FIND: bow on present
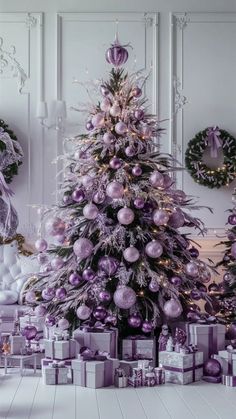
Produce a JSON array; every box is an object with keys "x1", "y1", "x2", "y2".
[{"x1": 205, "y1": 126, "x2": 222, "y2": 158}]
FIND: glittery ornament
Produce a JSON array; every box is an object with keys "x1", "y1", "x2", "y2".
[
  {"x1": 153, "y1": 209, "x2": 169, "y2": 226},
  {"x1": 115, "y1": 121, "x2": 127, "y2": 135},
  {"x1": 125, "y1": 146, "x2": 136, "y2": 157},
  {"x1": 185, "y1": 262, "x2": 199, "y2": 277},
  {"x1": 35, "y1": 238, "x2": 48, "y2": 252},
  {"x1": 58, "y1": 318, "x2": 70, "y2": 330},
  {"x1": 123, "y1": 246, "x2": 140, "y2": 263},
  {"x1": 73, "y1": 238, "x2": 93, "y2": 259},
  {"x1": 113, "y1": 286, "x2": 137, "y2": 309},
  {"x1": 83, "y1": 203, "x2": 99, "y2": 220},
  {"x1": 103, "y1": 132, "x2": 115, "y2": 145},
  {"x1": 93, "y1": 191, "x2": 105, "y2": 204},
  {"x1": 134, "y1": 197, "x2": 145, "y2": 209},
  {"x1": 91, "y1": 113, "x2": 105, "y2": 128},
  {"x1": 106, "y1": 181, "x2": 124, "y2": 199},
  {"x1": 117, "y1": 207, "x2": 135, "y2": 225},
  {"x1": 204, "y1": 359, "x2": 222, "y2": 377},
  {"x1": 163, "y1": 298, "x2": 183, "y2": 318},
  {"x1": 149, "y1": 171, "x2": 164, "y2": 188},
  {"x1": 45, "y1": 217, "x2": 65, "y2": 236},
  {"x1": 145, "y1": 240, "x2": 163, "y2": 258},
  {"x1": 98, "y1": 256, "x2": 119, "y2": 275},
  {"x1": 76, "y1": 304, "x2": 92, "y2": 320}
]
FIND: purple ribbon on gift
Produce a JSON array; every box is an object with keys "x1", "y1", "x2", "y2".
[
  {"x1": 164, "y1": 353, "x2": 203, "y2": 382},
  {"x1": 205, "y1": 126, "x2": 222, "y2": 158}
]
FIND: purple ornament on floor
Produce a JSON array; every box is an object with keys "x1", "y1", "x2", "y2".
[
  {"x1": 134, "y1": 197, "x2": 145, "y2": 209},
  {"x1": 51, "y1": 256, "x2": 64, "y2": 270},
  {"x1": 113, "y1": 286, "x2": 137, "y2": 309},
  {"x1": 185, "y1": 262, "x2": 199, "y2": 277},
  {"x1": 35, "y1": 238, "x2": 48, "y2": 252},
  {"x1": 45, "y1": 314, "x2": 56, "y2": 327},
  {"x1": 58, "y1": 318, "x2": 70, "y2": 330},
  {"x1": 128, "y1": 313, "x2": 142, "y2": 328},
  {"x1": 115, "y1": 121, "x2": 127, "y2": 135},
  {"x1": 132, "y1": 165, "x2": 142, "y2": 176},
  {"x1": 99, "y1": 290, "x2": 112, "y2": 303},
  {"x1": 93, "y1": 191, "x2": 105, "y2": 204},
  {"x1": 117, "y1": 208, "x2": 134, "y2": 225},
  {"x1": 141, "y1": 320, "x2": 153, "y2": 333},
  {"x1": 98, "y1": 256, "x2": 119, "y2": 276},
  {"x1": 73, "y1": 238, "x2": 93, "y2": 259},
  {"x1": 228, "y1": 214, "x2": 236, "y2": 225},
  {"x1": 82, "y1": 268, "x2": 96, "y2": 282},
  {"x1": 148, "y1": 280, "x2": 160, "y2": 292},
  {"x1": 42, "y1": 287, "x2": 55, "y2": 301},
  {"x1": 123, "y1": 246, "x2": 140, "y2": 262},
  {"x1": 72, "y1": 188, "x2": 85, "y2": 203},
  {"x1": 69, "y1": 272, "x2": 82, "y2": 286},
  {"x1": 56, "y1": 287, "x2": 67, "y2": 300},
  {"x1": 109, "y1": 157, "x2": 123, "y2": 169},
  {"x1": 93, "y1": 306, "x2": 107, "y2": 321},
  {"x1": 145, "y1": 240, "x2": 163, "y2": 258},
  {"x1": 153, "y1": 209, "x2": 169, "y2": 226},
  {"x1": 76, "y1": 304, "x2": 91, "y2": 320},
  {"x1": 170, "y1": 276, "x2": 182, "y2": 286},
  {"x1": 106, "y1": 181, "x2": 124, "y2": 199},
  {"x1": 149, "y1": 171, "x2": 164, "y2": 188},
  {"x1": 163, "y1": 298, "x2": 183, "y2": 318},
  {"x1": 83, "y1": 203, "x2": 99, "y2": 220},
  {"x1": 204, "y1": 359, "x2": 222, "y2": 377},
  {"x1": 34, "y1": 305, "x2": 47, "y2": 317},
  {"x1": 22, "y1": 325, "x2": 37, "y2": 340}
]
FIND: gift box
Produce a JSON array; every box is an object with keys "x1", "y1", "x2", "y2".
[
  {"x1": 154, "y1": 367, "x2": 165, "y2": 384},
  {"x1": 44, "y1": 338, "x2": 77, "y2": 360},
  {"x1": 73, "y1": 326, "x2": 118, "y2": 358},
  {"x1": 216, "y1": 348, "x2": 236, "y2": 375},
  {"x1": 71, "y1": 356, "x2": 119, "y2": 388},
  {"x1": 10, "y1": 335, "x2": 26, "y2": 355},
  {"x1": 189, "y1": 324, "x2": 225, "y2": 362},
  {"x1": 222, "y1": 374, "x2": 236, "y2": 387},
  {"x1": 159, "y1": 351, "x2": 203, "y2": 385},
  {"x1": 122, "y1": 336, "x2": 156, "y2": 366},
  {"x1": 42, "y1": 362, "x2": 68, "y2": 385}
]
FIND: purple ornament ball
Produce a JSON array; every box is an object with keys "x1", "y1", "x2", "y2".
[
  {"x1": 204, "y1": 359, "x2": 222, "y2": 377},
  {"x1": 189, "y1": 247, "x2": 199, "y2": 258},
  {"x1": 37, "y1": 253, "x2": 48, "y2": 265},
  {"x1": 93, "y1": 306, "x2": 107, "y2": 321},
  {"x1": 117, "y1": 208, "x2": 135, "y2": 225},
  {"x1": 100, "y1": 85, "x2": 110, "y2": 97},
  {"x1": 125, "y1": 146, "x2": 136, "y2": 157},
  {"x1": 86, "y1": 120, "x2": 94, "y2": 131},
  {"x1": 98, "y1": 290, "x2": 112, "y2": 303},
  {"x1": 170, "y1": 276, "x2": 182, "y2": 286},
  {"x1": 34, "y1": 305, "x2": 47, "y2": 317},
  {"x1": 115, "y1": 121, "x2": 127, "y2": 135},
  {"x1": 110, "y1": 103, "x2": 121, "y2": 117},
  {"x1": 58, "y1": 318, "x2": 70, "y2": 330},
  {"x1": 81, "y1": 175, "x2": 94, "y2": 188},
  {"x1": 42, "y1": 287, "x2": 55, "y2": 301},
  {"x1": 226, "y1": 323, "x2": 236, "y2": 340},
  {"x1": 100, "y1": 97, "x2": 111, "y2": 112},
  {"x1": 231, "y1": 242, "x2": 236, "y2": 258},
  {"x1": 25, "y1": 290, "x2": 36, "y2": 303},
  {"x1": 153, "y1": 209, "x2": 169, "y2": 226},
  {"x1": 173, "y1": 190, "x2": 186, "y2": 203},
  {"x1": 35, "y1": 238, "x2": 48, "y2": 252},
  {"x1": 109, "y1": 157, "x2": 123, "y2": 170},
  {"x1": 98, "y1": 256, "x2": 119, "y2": 276},
  {"x1": 185, "y1": 262, "x2": 199, "y2": 278},
  {"x1": 134, "y1": 197, "x2": 145, "y2": 209},
  {"x1": 45, "y1": 314, "x2": 56, "y2": 328},
  {"x1": 163, "y1": 298, "x2": 183, "y2": 318},
  {"x1": 113, "y1": 286, "x2": 137, "y2": 309},
  {"x1": 91, "y1": 113, "x2": 105, "y2": 128},
  {"x1": 123, "y1": 246, "x2": 140, "y2": 263},
  {"x1": 149, "y1": 171, "x2": 164, "y2": 188},
  {"x1": 163, "y1": 174, "x2": 173, "y2": 189},
  {"x1": 190, "y1": 289, "x2": 202, "y2": 300},
  {"x1": 22, "y1": 325, "x2": 37, "y2": 340},
  {"x1": 106, "y1": 181, "x2": 124, "y2": 199},
  {"x1": 148, "y1": 280, "x2": 160, "y2": 292},
  {"x1": 82, "y1": 268, "x2": 96, "y2": 282},
  {"x1": 228, "y1": 214, "x2": 236, "y2": 225},
  {"x1": 103, "y1": 132, "x2": 115, "y2": 145},
  {"x1": 93, "y1": 191, "x2": 105, "y2": 204},
  {"x1": 56, "y1": 287, "x2": 67, "y2": 300},
  {"x1": 73, "y1": 238, "x2": 93, "y2": 259},
  {"x1": 83, "y1": 203, "x2": 99, "y2": 220},
  {"x1": 51, "y1": 256, "x2": 64, "y2": 270},
  {"x1": 168, "y1": 210, "x2": 185, "y2": 229},
  {"x1": 145, "y1": 240, "x2": 163, "y2": 258},
  {"x1": 224, "y1": 272, "x2": 233, "y2": 283},
  {"x1": 128, "y1": 313, "x2": 142, "y2": 328},
  {"x1": 134, "y1": 109, "x2": 144, "y2": 120},
  {"x1": 132, "y1": 87, "x2": 142, "y2": 98},
  {"x1": 76, "y1": 304, "x2": 92, "y2": 320},
  {"x1": 132, "y1": 165, "x2": 142, "y2": 176},
  {"x1": 141, "y1": 320, "x2": 153, "y2": 333},
  {"x1": 72, "y1": 188, "x2": 85, "y2": 203},
  {"x1": 69, "y1": 272, "x2": 82, "y2": 286},
  {"x1": 105, "y1": 40, "x2": 129, "y2": 67}
]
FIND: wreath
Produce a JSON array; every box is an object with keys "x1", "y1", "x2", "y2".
[
  {"x1": 185, "y1": 127, "x2": 236, "y2": 189},
  {"x1": 0, "y1": 118, "x2": 23, "y2": 184}
]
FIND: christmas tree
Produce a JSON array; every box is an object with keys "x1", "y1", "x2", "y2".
[{"x1": 25, "y1": 38, "x2": 213, "y2": 335}]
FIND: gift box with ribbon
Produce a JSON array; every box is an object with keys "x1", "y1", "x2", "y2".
[
  {"x1": 122, "y1": 336, "x2": 156, "y2": 366},
  {"x1": 10, "y1": 335, "x2": 26, "y2": 355},
  {"x1": 42, "y1": 361, "x2": 68, "y2": 385},
  {"x1": 189, "y1": 324, "x2": 225, "y2": 362},
  {"x1": 159, "y1": 351, "x2": 203, "y2": 385},
  {"x1": 44, "y1": 338, "x2": 77, "y2": 360},
  {"x1": 71, "y1": 356, "x2": 119, "y2": 388},
  {"x1": 73, "y1": 326, "x2": 118, "y2": 358}
]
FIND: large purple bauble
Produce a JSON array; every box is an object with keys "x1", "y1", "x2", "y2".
[
  {"x1": 134, "y1": 197, "x2": 145, "y2": 209},
  {"x1": 45, "y1": 314, "x2": 56, "y2": 327},
  {"x1": 106, "y1": 181, "x2": 124, "y2": 199},
  {"x1": 231, "y1": 242, "x2": 236, "y2": 258},
  {"x1": 100, "y1": 85, "x2": 110, "y2": 97},
  {"x1": 93, "y1": 191, "x2": 105, "y2": 204},
  {"x1": 58, "y1": 318, "x2": 70, "y2": 330},
  {"x1": 123, "y1": 246, "x2": 140, "y2": 263},
  {"x1": 132, "y1": 165, "x2": 142, "y2": 176},
  {"x1": 145, "y1": 240, "x2": 163, "y2": 258},
  {"x1": 98, "y1": 256, "x2": 119, "y2": 276},
  {"x1": 25, "y1": 290, "x2": 36, "y2": 303},
  {"x1": 86, "y1": 120, "x2": 94, "y2": 131},
  {"x1": 109, "y1": 157, "x2": 123, "y2": 170},
  {"x1": 163, "y1": 298, "x2": 183, "y2": 318},
  {"x1": 42, "y1": 287, "x2": 55, "y2": 301},
  {"x1": 93, "y1": 306, "x2": 107, "y2": 321},
  {"x1": 168, "y1": 210, "x2": 185, "y2": 229},
  {"x1": 117, "y1": 208, "x2": 135, "y2": 225},
  {"x1": 72, "y1": 188, "x2": 85, "y2": 203},
  {"x1": 76, "y1": 304, "x2": 92, "y2": 320},
  {"x1": 153, "y1": 209, "x2": 169, "y2": 226},
  {"x1": 170, "y1": 276, "x2": 182, "y2": 286},
  {"x1": 189, "y1": 247, "x2": 199, "y2": 258},
  {"x1": 56, "y1": 287, "x2": 67, "y2": 300},
  {"x1": 105, "y1": 40, "x2": 129, "y2": 66},
  {"x1": 125, "y1": 146, "x2": 136, "y2": 157},
  {"x1": 110, "y1": 103, "x2": 121, "y2": 117},
  {"x1": 45, "y1": 217, "x2": 65, "y2": 236},
  {"x1": 115, "y1": 121, "x2": 127, "y2": 135},
  {"x1": 228, "y1": 214, "x2": 236, "y2": 225},
  {"x1": 103, "y1": 132, "x2": 115, "y2": 145},
  {"x1": 69, "y1": 272, "x2": 82, "y2": 286},
  {"x1": 91, "y1": 113, "x2": 105, "y2": 128},
  {"x1": 132, "y1": 87, "x2": 142, "y2": 98},
  {"x1": 226, "y1": 323, "x2": 236, "y2": 340},
  {"x1": 104, "y1": 314, "x2": 117, "y2": 326},
  {"x1": 82, "y1": 268, "x2": 96, "y2": 282},
  {"x1": 148, "y1": 280, "x2": 160, "y2": 292},
  {"x1": 51, "y1": 256, "x2": 64, "y2": 270},
  {"x1": 113, "y1": 286, "x2": 137, "y2": 309},
  {"x1": 128, "y1": 313, "x2": 142, "y2": 328},
  {"x1": 35, "y1": 238, "x2": 48, "y2": 252},
  {"x1": 34, "y1": 305, "x2": 47, "y2": 317},
  {"x1": 99, "y1": 290, "x2": 112, "y2": 303},
  {"x1": 22, "y1": 325, "x2": 37, "y2": 340},
  {"x1": 149, "y1": 171, "x2": 164, "y2": 188},
  {"x1": 204, "y1": 359, "x2": 222, "y2": 377},
  {"x1": 185, "y1": 262, "x2": 199, "y2": 277},
  {"x1": 190, "y1": 289, "x2": 202, "y2": 300},
  {"x1": 83, "y1": 203, "x2": 99, "y2": 220},
  {"x1": 141, "y1": 320, "x2": 153, "y2": 333},
  {"x1": 73, "y1": 238, "x2": 93, "y2": 259},
  {"x1": 100, "y1": 97, "x2": 111, "y2": 112}
]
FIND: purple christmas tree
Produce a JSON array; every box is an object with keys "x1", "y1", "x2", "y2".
[{"x1": 25, "y1": 38, "x2": 213, "y2": 334}]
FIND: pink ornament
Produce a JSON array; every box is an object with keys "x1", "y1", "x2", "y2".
[
  {"x1": 185, "y1": 262, "x2": 199, "y2": 277},
  {"x1": 51, "y1": 256, "x2": 64, "y2": 270},
  {"x1": 153, "y1": 209, "x2": 169, "y2": 226},
  {"x1": 110, "y1": 103, "x2": 121, "y2": 117},
  {"x1": 93, "y1": 191, "x2": 105, "y2": 204},
  {"x1": 132, "y1": 165, "x2": 142, "y2": 176},
  {"x1": 58, "y1": 318, "x2": 70, "y2": 330},
  {"x1": 72, "y1": 189, "x2": 85, "y2": 203},
  {"x1": 91, "y1": 113, "x2": 105, "y2": 128},
  {"x1": 115, "y1": 121, "x2": 127, "y2": 135},
  {"x1": 106, "y1": 181, "x2": 124, "y2": 199},
  {"x1": 35, "y1": 238, "x2": 48, "y2": 252},
  {"x1": 69, "y1": 272, "x2": 82, "y2": 286},
  {"x1": 83, "y1": 203, "x2": 99, "y2": 220},
  {"x1": 113, "y1": 286, "x2": 137, "y2": 309},
  {"x1": 103, "y1": 132, "x2": 115, "y2": 145},
  {"x1": 145, "y1": 240, "x2": 163, "y2": 258},
  {"x1": 117, "y1": 208, "x2": 135, "y2": 225},
  {"x1": 56, "y1": 287, "x2": 67, "y2": 300},
  {"x1": 34, "y1": 305, "x2": 47, "y2": 317},
  {"x1": 76, "y1": 304, "x2": 92, "y2": 320},
  {"x1": 141, "y1": 320, "x2": 153, "y2": 333},
  {"x1": 231, "y1": 242, "x2": 236, "y2": 258},
  {"x1": 163, "y1": 298, "x2": 183, "y2": 318},
  {"x1": 25, "y1": 291, "x2": 36, "y2": 303},
  {"x1": 149, "y1": 171, "x2": 164, "y2": 188},
  {"x1": 123, "y1": 246, "x2": 140, "y2": 263},
  {"x1": 73, "y1": 238, "x2": 93, "y2": 259},
  {"x1": 81, "y1": 175, "x2": 94, "y2": 188},
  {"x1": 45, "y1": 217, "x2": 65, "y2": 236},
  {"x1": 109, "y1": 157, "x2": 123, "y2": 169},
  {"x1": 100, "y1": 98, "x2": 111, "y2": 112}
]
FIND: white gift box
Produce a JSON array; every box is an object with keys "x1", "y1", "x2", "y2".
[
  {"x1": 122, "y1": 337, "x2": 156, "y2": 366},
  {"x1": 216, "y1": 350, "x2": 236, "y2": 375},
  {"x1": 73, "y1": 327, "x2": 118, "y2": 358},
  {"x1": 71, "y1": 359, "x2": 104, "y2": 388},
  {"x1": 44, "y1": 339, "x2": 77, "y2": 360},
  {"x1": 42, "y1": 365, "x2": 68, "y2": 385},
  {"x1": 10, "y1": 335, "x2": 26, "y2": 355},
  {"x1": 189, "y1": 324, "x2": 225, "y2": 362},
  {"x1": 159, "y1": 351, "x2": 203, "y2": 385}
]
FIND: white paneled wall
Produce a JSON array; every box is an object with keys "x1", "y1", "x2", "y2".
[{"x1": 0, "y1": 2, "x2": 235, "y2": 264}]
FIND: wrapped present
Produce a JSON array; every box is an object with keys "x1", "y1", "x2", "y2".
[
  {"x1": 71, "y1": 356, "x2": 119, "y2": 388},
  {"x1": 144, "y1": 368, "x2": 156, "y2": 387},
  {"x1": 119, "y1": 360, "x2": 138, "y2": 377},
  {"x1": 42, "y1": 361, "x2": 68, "y2": 385},
  {"x1": 44, "y1": 338, "x2": 77, "y2": 360},
  {"x1": 122, "y1": 336, "x2": 156, "y2": 366},
  {"x1": 114, "y1": 368, "x2": 128, "y2": 388},
  {"x1": 222, "y1": 374, "x2": 236, "y2": 387},
  {"x1": 73, "y1": 326, "x2": 118, "y2": 358},
  {"x1": 216, "y1": 348, "x2": 236, "y2": 375},
  {"x1": 189, "y1": 324, "x2": 225, "y2": 362},
  {"x1": 10, "y1": 335, "x2": 26, "y2": 355},
  {"x1": 159, "y1": 351, "x2": 203, "y2": 385},
  {"x1": 154, "y1": 367, "x2": 165, "y2": 384},
  {"x1": 128, "y1": 367, "x2": 143, "y2": 387}
]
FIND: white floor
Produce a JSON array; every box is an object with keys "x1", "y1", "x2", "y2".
[{"x1": 0, "y1": 371, "x2": 235, "y2": 419}]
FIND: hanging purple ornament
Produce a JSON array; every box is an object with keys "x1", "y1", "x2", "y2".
[
  {"x1": 100, "y1": 97, "x2": 111, "y2": 112},
  {"x1": 132, "y1": 165, "x2": 142, "y2": 176},
  {"x1": 208, "y1": 282, "x2": 219, "y2": 293},
  {"x1": 58, "y1": 318, "x2": 70, "y2": 330},
  {"x1": 204, "y1": 359, "x2": 222, "y2": 377},
  {"x1": 69, "y1": 272, "x2": 82, "y2": 286},
  {"x1": 42, "y1": 287, "x2": 55, "y2": 301},
  {"x1": 93, "y1": 306, "x2": 107, "y2": 321},
  {"x1": 162, "y1": 174, "x2": 173, "y2": 189},
  {"x1": 170, "y1": 276, "x2": 182, "y2": 286},
  {"x1": 103, "y1": 132, "x2": 115, "y2": 145},
  {"x1": 115, "y1": 121, "x2": 127, "y2": 135},
  {"x1": 123, "y1": 246, "x2": 140, "y2": 263},
  {"x1": 93, "y1": 191, "x2": 105, "y2": 204},
  {"x1": 134, "y1": 109, "x2": 144, "y2": 120},
  {"x1": 76, "y1": 304, "x2": 92, "y2": 320},
  {"x1": 200, "y1": 269, "x2": 211, "y2": 283},
  {"x1": 98, "y1": 290, "x2": 112, "y2": 303},
  {"x1": 168, "y1": 209, "x2": 185, "y2": 229},
  {"x1": 86, "y1": 120, "x2": 94, "y2": 131},
  {"x1": 204, "y1": 299, "x2": 221, "y2": 315},
  {"x1": 105, "y1": 37, "x2": 129, "y2": 67},
  {"x1": 173, "y1": 190, "x2": 186, "y2": 203},
  {"x1": 134, "y1": 197, "x2": 145, "y2": 209},
  {"x1": 231, "y1": 242, "x2": 236, "y2": 258},
  {"x1": 104, "y1": 314, "x2": 117, "y2": 326},
  {"x1": 110, "y1": 103, "x2": 121, "y2": 117},
  {"x1": 189, "y1": 247, "x2": 199, "y2": 258},
  {"x1": 149, "y1": 171, "x2": 164, "y2": 188},
  {"x1": 132, "y1": 87, "x2": 142, "y2": 98},
  {"x1": 109, "y1": 157, "x2": 123, "y2": 169},
  {"x1": 25, "y1": 291, "x2": 36, "y2": 303},
  {"x1": 106, "y1": 181, "x2": 124, "y2": 199},
  {"x1": 91, "y1": 113, "x2": 105, "y2": 128},
  {"x1": 45, "y1": 314, "x2": 56, "y2": 327},
  {"x1": 117, "y1": 207, "x2": 135, "y2": 225},
  {"x1": 163, "y1": 298, "x2": 183, "y2": 318},
  {"x1": 35, "y1": 238, "x2": 48, "y2": 252},
  {"x1": 34, "y1": 305, "x2": 47, "y2": 317},
  {"x1": 22, "y1": 325, "x2": 37, "y2": 340},
  {"x1": 125, "y1": 146, "x2": 136, "y2": 157},
  {"x1": 197, "y1": 283, "x2": 207, "y2": 292},
  {"x1": 98, "y1": 256, "x2": 119, "y2": 276},
  {"x1": 145, "y1": 240, "x2": 163, "y2": 258},
  {"x1": 72, "y1": 188, "x2": 85, "y2": 203},
  {"x1": 190, "y1": 289, "x2": 202, "y2": 300},
  {"x1": 45, "y1": 217, "x2": 65, "y2": 236},
  {"x1": 82, "y1": 268, "x2": 96, "y2": 282},
  {"x1": 100, "y1": 85, "x2": 110, "y2": 97},
  {"x1": 56, "y1": 287, "x2": 67, "y2": 300},
  {"x1": 83, "y1": 203, "x2": 99, "y2": 220},
  {"x1": 141, "y1": 125, "x2": 152, "y2": 139},
  {"x1": 141, "y1": 320, "x2": 153, "y2": 333},
  {"x1": 185, "y1": 262, "x2": 199, "y2": 277},
  {"x1": 148, "y1": 279, "x2": 160, "y2": 292},
  {"x1": 51, "y1": 256, "x2": 64, "y2": 270},
  {"x1": 73, "y1": 238, "x2": 93, "y2": 259},
  {"x1": 128, "y1": 313, "x2": 142, "y2": 328},
  {"x1": 153, "y1": 209, "x2": 169, "y2": 226},
  {"x1": 223, "y1": 272, "x2": 233, "y2": 283},
  {"x1": 113, "y1": 286, "x2": 137, "y2": 309},
  {"x1": 228, "y1": 214, "x2": 236, "y2": 225},
  {"x1": 81, "y1": 175, "x2": 94, "y2": 188}
]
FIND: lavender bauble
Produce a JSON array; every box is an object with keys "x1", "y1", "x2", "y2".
[
  {"x1": 98, "y1": 290, "x2": 112, "y2": 303},
  {"x1": 163, "y1": 298, "x2": 183, "y2": 318},
  {"x1": 82, "y1": 268, "x2": 96, "y2": 282},
  {"x1": 128, "y1": 313, "x2": 142, "y2": 328},
  {"x1": 51, "y1": 256, "x2": 64, "y2": 270},
  {"x1": 231, "y1": 242, "x2": 236, "y2": 258},
  {"x1": 103, "y1": 132, "x2": 115, "y2": 145},
  {"x1": 113, "y1": 286, "x2": 137, "y2": 309},
  {"x1": 76, "y1": 304, "x2": 92, "y2": 320},
  {"x1": 69, "y1": 272, "x2": 82, "y2": 286},
  {"x1": 185, "y1": 262, "x2": 199, "y2": 278},
  {"x1": 100, "y1": 85, "x2": 110, "y2": 96},
  {"x1": 132, "y1": 87, "x2": 142, "y2": 98},
  {"x1": 105, "y1": 39, "x2": 129, "y2": 67},
  {"x1": 148, "y1": 280, "x2": 160, "y2": 292},
  {"x1": 141, "y1": 320, "x2": 153, "y2": 333},
  {"x1": 45, "y1": 217, "x2": 65, "y2": 236},
  {"x1": 37, "y1": 253, "x2": 48, "y2": 265},
  {"x1": 22, "y1": 325, "x2": 37, "y2": 340},
  {"x1": 134, "y1": 109, "x2": 144, "y2": 120},
  {"x1": 86, "y1": 120, "x2": 94, "y2": 131},
  {"x1": 115, "y1": 121, "x2": 127, "y2": 135},
  {"x1": 45, "y1": 314, "x2": 56, "y2": 327},
  {"x1": 168, "y1": 210, "x2": 185, "y2": 229},
  {"x1": 170, "y1": 276, "x2": 182, "y2": 286},
  {"x1": 91, "y1": 113, "x2": 105, "y2": 128},
  {"x1": 34, "y1": 305, "x2": 47, "y2": 317},
  {"x1": 93, "y1": 191, "x2": 105, "y2": 204},
  {"x1": 153, "y1": 209, "x2": 169, "y2": 226},
  {"x1": 93, "y1": 306, "x2": 107, "y2": 321},
  {"x1": 100, "y1": 98, "x2": 111, "y2": 112},
  {"x1": 25, "y1": 291, "x2": 36, "y2": 303},
  {"x1": 98, "y1": 256, "x2": 119, "y2": 276},
  {"x1": 109, "y1": 157, "x2": 123, "y2": 170},
  {"x1": 132, "y1": 165, "x2": 142, "y2": 176},
  {"x1": 106, "y1": 181, "x2": 124, "y2": 199},
  {"x1": 228, "y1": 214, "x2": 236, "y2": 225},
  {"x1": 35, "y1": 238, "x2": 48, "y2": 252},
  {"x1": 58, "y1": 318, "x2": 70, "y2": 330},
  {"x1": 134, "y1": 197, "x2": 145, "y2": 209},
  {"x1": 42, "y1": 287, "x2": 55, "y2": 301},
  {"x1": 73, "y1": 238, "x2": 93, "y2": 259},
  {"x1": 83, "y1": 203, "x2": 99, "y2": 220},
  {"x1": 81, "y1": 175, "x2": 94, "y2": 188},
  {"x1": 72, "y1": 188, "x2": 85, "y2": 203},
  {"x1": 125, "y1": 146, "x2": 136, "y2": 157},
  {"x1": 56, "y1": 287, "x2": 67, "y2": 300},
  {"x1": 117, "y1": 208, "x2": 135, "y2": 225},
  {"x1": 110, "y1": 103, "x2": 121, "y2": 117},
  {"x1": 145, "y1": 240, "x2": 163, "y2": 258},
  {"x1": 149, "y1": 171, "x2": 164, "y2": 188},
  {"x1": 123, "y1": 246, "x2": 140, "y2": 263}
]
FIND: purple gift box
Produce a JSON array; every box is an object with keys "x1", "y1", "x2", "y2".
[
  {"x1": 189, "y1": 324, "x2": 225, "y2": 362},
  {"x1": 159, "y1": 351, "x2": 203, "y2": 385},
  {"x1": 73, "y1": 327, "x2": 118, "y2": 358},
  {"x1": 71, "y1": 356, "x2": 119, "y2": 388},
  {"x1": 122, "y1": 336, "x2": 156, "y2": 366}
]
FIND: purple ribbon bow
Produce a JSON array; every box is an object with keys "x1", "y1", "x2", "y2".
[{"x1": 205, "y1": 126, "x2": 222, "y2": 158}]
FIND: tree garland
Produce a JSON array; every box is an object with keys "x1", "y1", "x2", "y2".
[
  {"x1": 0, "y1": 118, "x2": 23, "y2": 184},
  {"x1": 185, "y1": 127, "x2": 236, "y2": 189}
]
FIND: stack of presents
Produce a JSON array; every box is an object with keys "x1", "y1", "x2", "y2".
[{"x1": 1, "y1": 314, "x2": 236, "y2": 388}]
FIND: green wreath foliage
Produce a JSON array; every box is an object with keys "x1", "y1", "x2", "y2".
[
  {"x1": 0, "y1": 119, "x2": 23, "y2": 184},
  {"x1": 185, "y1": 128, "x2": 236, "y2": 189}
]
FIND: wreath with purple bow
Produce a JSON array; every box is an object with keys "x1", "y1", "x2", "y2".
[{"x1": 185, "y1": 127, "x2": 236, "y2": 189}]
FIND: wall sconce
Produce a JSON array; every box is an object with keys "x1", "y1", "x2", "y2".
[{"x1": 37, "y1": 100, "x2": 67, "y2": 131}]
